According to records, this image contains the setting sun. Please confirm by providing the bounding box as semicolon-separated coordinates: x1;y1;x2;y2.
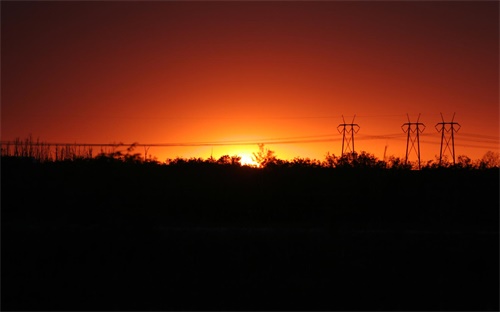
239;153;259;167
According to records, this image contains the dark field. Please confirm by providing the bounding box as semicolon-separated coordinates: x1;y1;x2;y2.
2;157;499;311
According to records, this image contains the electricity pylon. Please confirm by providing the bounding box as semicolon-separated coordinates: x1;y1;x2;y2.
435;112;461;165
337;115;360;157
402;113;425;169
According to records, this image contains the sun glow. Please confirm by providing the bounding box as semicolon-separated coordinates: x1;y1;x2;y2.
239;153;259;167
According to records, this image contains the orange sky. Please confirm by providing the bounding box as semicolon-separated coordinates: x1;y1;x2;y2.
2;1;499;163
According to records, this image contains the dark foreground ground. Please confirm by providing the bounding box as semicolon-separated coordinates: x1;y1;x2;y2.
2;158;499;311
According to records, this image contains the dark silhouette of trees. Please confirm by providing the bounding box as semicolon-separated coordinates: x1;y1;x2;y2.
2;143;498;312
2;137;499;170
480;151;500;169
252;143;278;167
216;154;242;166
289;157;322;168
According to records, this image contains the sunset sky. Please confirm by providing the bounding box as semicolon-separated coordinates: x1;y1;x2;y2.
2;1;499;163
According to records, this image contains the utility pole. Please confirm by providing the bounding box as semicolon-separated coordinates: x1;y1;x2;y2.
435;112;461;165
337;115;360;157
402;113;425;169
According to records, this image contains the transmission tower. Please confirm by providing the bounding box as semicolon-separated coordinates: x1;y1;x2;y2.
337;115;360;156
401;113;425;169
435;112;461;165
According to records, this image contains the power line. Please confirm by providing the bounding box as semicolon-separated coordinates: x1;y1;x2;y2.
0;137;343;148
3;131;498;149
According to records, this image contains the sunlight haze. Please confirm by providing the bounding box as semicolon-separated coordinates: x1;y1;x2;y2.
2;1;498;163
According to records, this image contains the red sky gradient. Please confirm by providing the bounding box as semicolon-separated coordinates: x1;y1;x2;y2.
2;1;499;163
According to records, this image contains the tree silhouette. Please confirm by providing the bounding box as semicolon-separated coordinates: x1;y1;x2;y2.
216;154;241;166
480;151;500;169
252;144;278;167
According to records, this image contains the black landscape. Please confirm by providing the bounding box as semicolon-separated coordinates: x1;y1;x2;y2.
1;153;499;311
